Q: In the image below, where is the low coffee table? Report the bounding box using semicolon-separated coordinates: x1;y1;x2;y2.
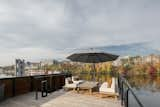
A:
77;81;98;94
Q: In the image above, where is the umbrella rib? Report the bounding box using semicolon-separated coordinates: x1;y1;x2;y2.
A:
77;54;83;62
86;53;90;63
104;53;117;61
96;54;103;63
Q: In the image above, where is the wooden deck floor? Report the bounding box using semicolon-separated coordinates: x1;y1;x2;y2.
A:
0;90;121;107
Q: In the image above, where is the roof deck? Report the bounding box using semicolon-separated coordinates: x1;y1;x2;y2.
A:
0;90;121;107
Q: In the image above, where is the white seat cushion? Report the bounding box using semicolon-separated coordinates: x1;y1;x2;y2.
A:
73;80;84;84
64;83;77;88
64;77;79;89
99;78;116;93
100;87;115;93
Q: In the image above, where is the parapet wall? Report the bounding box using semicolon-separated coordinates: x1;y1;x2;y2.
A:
0;73;71;99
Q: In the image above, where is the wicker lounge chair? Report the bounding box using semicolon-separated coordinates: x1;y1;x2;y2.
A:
99;78;119;99
64;77;80;91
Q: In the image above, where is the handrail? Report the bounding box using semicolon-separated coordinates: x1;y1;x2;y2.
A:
118;74;144;107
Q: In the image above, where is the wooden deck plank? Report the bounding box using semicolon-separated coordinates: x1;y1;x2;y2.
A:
0;90;121;107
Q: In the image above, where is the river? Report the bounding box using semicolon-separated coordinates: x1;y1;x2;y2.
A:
76;73;160;107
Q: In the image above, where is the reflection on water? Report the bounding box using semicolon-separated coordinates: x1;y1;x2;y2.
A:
76;73;160;107
74;73;115;84
127;75;160;92
127;75;160;107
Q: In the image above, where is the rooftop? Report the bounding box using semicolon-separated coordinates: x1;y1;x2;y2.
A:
0;90;121;107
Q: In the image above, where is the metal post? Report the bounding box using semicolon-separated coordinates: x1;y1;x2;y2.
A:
121;81;124;106
118;74;144;107
0;84;5;101
125;88;129;107
41;80;48;97
118;76;121;95
35;79;38;100
92;64;96;81
12;78;15;97
35;89;38;100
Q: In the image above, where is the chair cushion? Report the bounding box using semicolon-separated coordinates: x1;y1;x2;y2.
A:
65;77;73;84
72;76;79;81
73;80;84;84
99;81;116;93
68;80;73;84
65;83;77;88
101;82;108;88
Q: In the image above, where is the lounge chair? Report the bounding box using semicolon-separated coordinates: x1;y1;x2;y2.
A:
63;77;79;91
99;78;118;99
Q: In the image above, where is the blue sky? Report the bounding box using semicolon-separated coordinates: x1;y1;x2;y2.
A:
0;0;160;65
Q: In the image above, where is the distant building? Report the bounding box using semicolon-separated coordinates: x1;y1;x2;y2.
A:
0;67;3;74
117;54;160;66
132;56;143;64
15;59;25;76
1;65;15;76
53;60;59;65
25;62;41;70
41;59;54;66
143;54;160;64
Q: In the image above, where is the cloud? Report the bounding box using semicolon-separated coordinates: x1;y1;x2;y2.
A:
0;0;160;65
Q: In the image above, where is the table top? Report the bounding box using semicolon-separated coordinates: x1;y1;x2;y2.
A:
78;81;98;89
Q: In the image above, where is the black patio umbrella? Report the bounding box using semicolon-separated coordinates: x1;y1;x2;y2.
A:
67;52;119;80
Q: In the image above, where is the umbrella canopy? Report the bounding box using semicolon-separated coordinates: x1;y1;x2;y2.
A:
67;52;119;63
67;52;119;81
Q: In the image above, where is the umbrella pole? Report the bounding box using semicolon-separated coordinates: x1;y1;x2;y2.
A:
93;64;96;81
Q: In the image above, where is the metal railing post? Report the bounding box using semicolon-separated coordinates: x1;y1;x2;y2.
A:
118;76;121;95
41;80;48;97
118;74;144;107
121;81;124;106
125;88;129;107
35;79;38;100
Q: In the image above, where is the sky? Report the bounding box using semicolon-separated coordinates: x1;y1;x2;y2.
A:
0;0;160;66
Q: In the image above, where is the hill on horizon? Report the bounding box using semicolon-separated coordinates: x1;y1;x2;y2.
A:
74;42;160;57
